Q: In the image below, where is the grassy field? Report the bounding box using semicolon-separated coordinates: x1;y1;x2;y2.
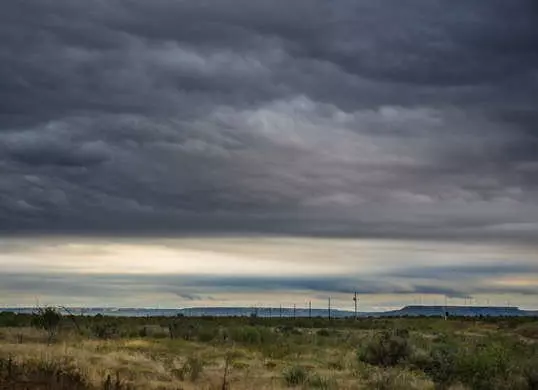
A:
1;311;538;389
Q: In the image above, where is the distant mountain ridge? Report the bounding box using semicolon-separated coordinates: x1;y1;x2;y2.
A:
380;305;538;317
2;305;538;317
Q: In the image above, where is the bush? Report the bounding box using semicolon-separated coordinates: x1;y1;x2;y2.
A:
419;344;459;389
230;326;261;344
454;343;511;390
168;322;197;340
197;327;218;342
419;340;517;390
138;326;148;338
0;312;28;327
358;330;411;367
31;307;62;344
229;326;277;346
283;365;308;387
91;323;119;340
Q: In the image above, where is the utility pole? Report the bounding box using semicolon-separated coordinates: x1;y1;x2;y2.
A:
279;304;282;318
293;304;296;319
353;292;358;320
308;301;312;319
328;297;331;320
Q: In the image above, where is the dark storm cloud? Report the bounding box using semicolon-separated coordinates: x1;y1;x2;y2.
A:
1;0;537;240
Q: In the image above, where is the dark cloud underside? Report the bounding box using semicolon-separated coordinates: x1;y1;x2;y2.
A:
1;0;537;240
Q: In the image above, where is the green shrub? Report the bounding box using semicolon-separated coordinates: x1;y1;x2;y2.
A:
138;326;148;338
419;340;517;390
283;365;308;387
230;326;261;345
357;330;411;367
455;343;511;390
197;327;218;342
90;323;119;340
31;307;62;344
168;322;197;340
229;325;278;346
0;312;28;327
419;344;459;389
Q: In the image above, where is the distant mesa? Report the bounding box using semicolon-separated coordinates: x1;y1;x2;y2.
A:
380;305;535;318
2;305;537;318
176;305;538;318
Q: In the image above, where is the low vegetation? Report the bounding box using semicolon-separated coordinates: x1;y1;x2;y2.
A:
0;310;537;389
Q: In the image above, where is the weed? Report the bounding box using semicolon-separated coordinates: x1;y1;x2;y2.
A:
282;365;308;387
364;369;413;390
308;373;336;389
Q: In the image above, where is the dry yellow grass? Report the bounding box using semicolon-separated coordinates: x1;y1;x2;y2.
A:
0;327;434;389
4;314;537;389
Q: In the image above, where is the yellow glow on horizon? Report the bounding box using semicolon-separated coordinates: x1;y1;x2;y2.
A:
1;240;354;276
492;278;538;287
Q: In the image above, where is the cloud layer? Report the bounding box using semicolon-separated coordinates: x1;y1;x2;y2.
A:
1;0;537;241
1;237;538;309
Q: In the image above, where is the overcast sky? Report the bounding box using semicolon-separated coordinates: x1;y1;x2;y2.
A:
1;0;537;310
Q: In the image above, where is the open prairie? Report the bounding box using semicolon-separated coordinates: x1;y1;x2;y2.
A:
1;312;538;389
